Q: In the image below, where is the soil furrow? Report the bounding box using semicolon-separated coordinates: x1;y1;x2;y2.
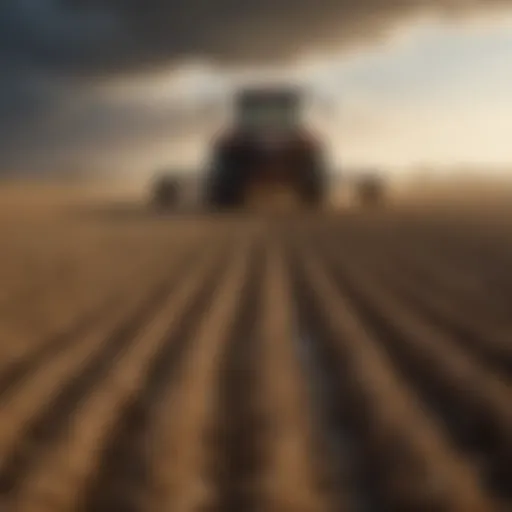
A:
145;238;254;512
0;241;212;497
0;241;207;398
4;243;224;512
296;242;499;512
254;240;333;512
80;248;230;512
290;251;379;512
204;242;262;512
320;246;512;506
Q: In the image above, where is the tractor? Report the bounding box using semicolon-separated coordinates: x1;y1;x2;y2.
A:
204;86;328;211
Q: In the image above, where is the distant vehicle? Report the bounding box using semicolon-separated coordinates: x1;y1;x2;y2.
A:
150;173;180;211
204;86;328;211
355;173;386;207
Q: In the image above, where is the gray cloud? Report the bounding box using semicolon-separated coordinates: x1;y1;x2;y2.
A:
0;86;218;174
0;0;509;176
2;0;509;76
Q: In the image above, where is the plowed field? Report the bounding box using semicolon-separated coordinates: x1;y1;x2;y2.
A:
0;204;511;512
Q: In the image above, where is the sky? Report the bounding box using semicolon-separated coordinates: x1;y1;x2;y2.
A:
1;1;512;180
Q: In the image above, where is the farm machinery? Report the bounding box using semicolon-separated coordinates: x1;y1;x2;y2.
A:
149;86;387;212
204;86;328;211
148;85;329;213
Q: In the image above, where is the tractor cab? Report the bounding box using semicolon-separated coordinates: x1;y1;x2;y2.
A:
235;87;302;134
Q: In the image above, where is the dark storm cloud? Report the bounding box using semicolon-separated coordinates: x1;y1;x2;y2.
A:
0;87;216;173
0;0;509;175
1;0;508;76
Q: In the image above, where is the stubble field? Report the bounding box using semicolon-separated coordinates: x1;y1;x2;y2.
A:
0;184;511;512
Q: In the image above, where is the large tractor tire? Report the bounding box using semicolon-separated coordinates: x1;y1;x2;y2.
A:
151;177;180;212
205;141;327;212
356;176;385;208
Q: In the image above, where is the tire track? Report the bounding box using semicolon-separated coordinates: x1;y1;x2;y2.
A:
4;241;226;512
350;230;512;325
0;240;204;399
0;223;207;344
320;214;512;312
0;240;214;497
296;241;499;512
361;255;512;381
323;233;512;381
204;244;262;512
0;243;168;387
0;212;511;511
318;243;512;506
81;247;230;512
254;240;332;512
145;237;254;512
290;250;377;512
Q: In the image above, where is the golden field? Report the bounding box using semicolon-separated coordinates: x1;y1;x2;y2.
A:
0;181;510;511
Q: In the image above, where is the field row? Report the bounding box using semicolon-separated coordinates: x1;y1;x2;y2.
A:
0;214;510;511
